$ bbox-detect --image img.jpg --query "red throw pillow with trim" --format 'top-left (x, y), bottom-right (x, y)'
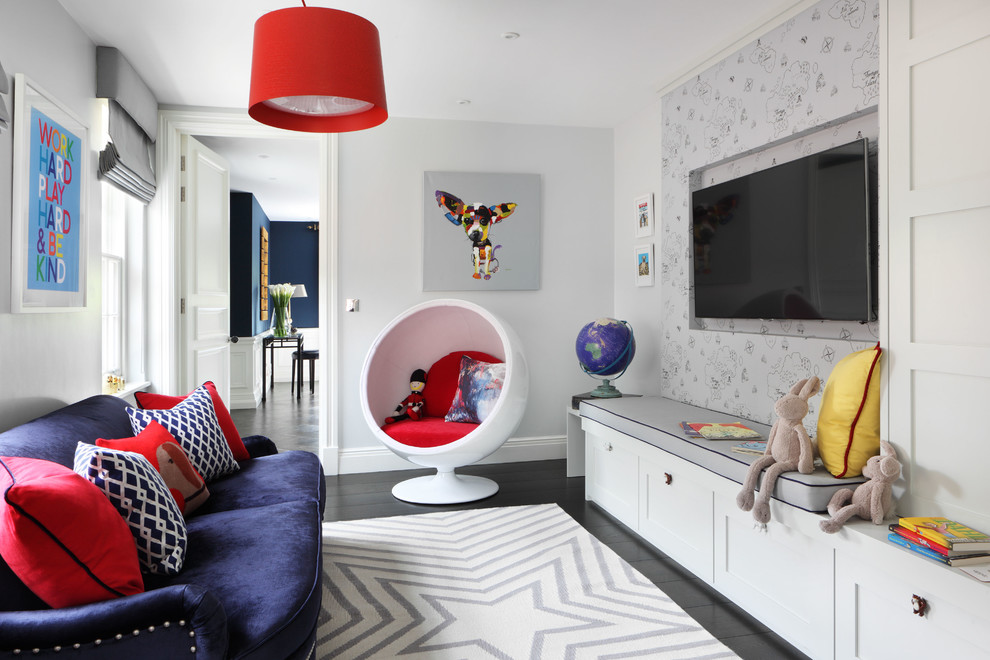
top-left (0, 456), bottom-right (144, 608)
top-left (97, 421), bottom-right (210, 516)
top-left (135, 381), bottom-right (250, 460)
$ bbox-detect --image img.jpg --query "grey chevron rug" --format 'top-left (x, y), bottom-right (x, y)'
top-left (315, 504), bottom-right (738, 659)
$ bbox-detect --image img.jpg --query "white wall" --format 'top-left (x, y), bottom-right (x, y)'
top-left (613, 99), bottom-right (664, 397)
top-left (334, 118), bottom-right (613, 463)
top-left (0, 0), bottom-right (103, 430)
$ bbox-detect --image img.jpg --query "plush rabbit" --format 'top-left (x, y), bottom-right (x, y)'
top-left (819, 439), bottom-right (900, 533)
top-left (737, 376), bottom-right (821, 524)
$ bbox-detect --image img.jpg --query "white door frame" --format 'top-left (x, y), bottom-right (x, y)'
top-left (154, 108), bottom-right (340, 474)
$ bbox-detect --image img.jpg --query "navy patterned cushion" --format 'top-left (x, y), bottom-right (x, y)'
top-left (126, 385), bottom-right (239, 482)
top-left (73, 442), bottom-right (187, 575)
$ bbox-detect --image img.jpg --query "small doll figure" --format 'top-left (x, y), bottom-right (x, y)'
top-left (384, 369), bottom-right (427, 424)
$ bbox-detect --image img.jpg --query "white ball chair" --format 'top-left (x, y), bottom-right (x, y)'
top-left (360, 299), bottom-right (529, 504)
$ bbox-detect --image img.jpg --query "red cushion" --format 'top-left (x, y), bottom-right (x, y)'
top-left (382, 417), bottom-right (479, 448)
top-left (0, 456), bottom-right (144, 608)
top-left (135, 381), bottom-right (250, 461)
top-left (422, 351), bottom-right (499, 419)
top-left (97, 421), bottom-right (210, 516)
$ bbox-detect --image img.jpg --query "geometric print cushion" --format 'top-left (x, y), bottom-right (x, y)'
top-left (73, 442), bottom-right (187, 575)
top-left (126, 384), bottom-right (239, 483)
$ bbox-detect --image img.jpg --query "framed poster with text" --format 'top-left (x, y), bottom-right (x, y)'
top-left (11, 73), bottom-right (88, 312)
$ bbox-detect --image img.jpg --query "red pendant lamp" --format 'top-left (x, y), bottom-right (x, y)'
top-left (249, 2), bottom-right (387, 133)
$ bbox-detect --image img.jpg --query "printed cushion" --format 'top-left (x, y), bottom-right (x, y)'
top-left (817, 344), bottom-right (883, 478)
top-left (0, 456), bottom-right (143, 608)
top-left (74, 443), bottom-right (188, 575)
top-left (423, 350), bottom-right (499, 418)
top-left (127, 384), bottom-right (239, 482)
top-left (97, 421), bottom-right (209, 516)
top-left (445, 355), bottom-right (506, 424)
top-left (135, 381), bottom-right (250, 461)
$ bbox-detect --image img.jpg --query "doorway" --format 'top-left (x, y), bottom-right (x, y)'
top-left (154, 108), bottom-right (340, 474)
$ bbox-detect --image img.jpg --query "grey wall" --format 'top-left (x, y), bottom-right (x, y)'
top-left (335, 117), bottom-right (614, 455)
top-left (0, 0), bottom-right (102, 431)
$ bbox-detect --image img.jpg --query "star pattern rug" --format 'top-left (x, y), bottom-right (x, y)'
top-left (316, 504), bottom-right (738, 659)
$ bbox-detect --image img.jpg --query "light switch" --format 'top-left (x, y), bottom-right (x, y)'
top-left (346, 298), bottom-right (359, 312)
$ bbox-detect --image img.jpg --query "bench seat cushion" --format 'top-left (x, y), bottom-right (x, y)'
top-left (580, 396), bottom-right (866, 513)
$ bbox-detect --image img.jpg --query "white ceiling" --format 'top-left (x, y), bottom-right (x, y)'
top-left (58, 0), bottom-right (800, 221)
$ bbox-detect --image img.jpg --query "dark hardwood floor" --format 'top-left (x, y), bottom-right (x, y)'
top-left (231, 383), bottom-right (808, 660)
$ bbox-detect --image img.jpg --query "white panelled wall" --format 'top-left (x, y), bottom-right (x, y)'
top-left (883, 0), bottom-right (990, 532)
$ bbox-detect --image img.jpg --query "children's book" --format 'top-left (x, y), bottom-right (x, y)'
top-left (887, 532), bottom-right (990, 566)
top-left (682, 422), bottom-right (761, 440)
top-left (730, 440), bottom-right (767, 456)
top-left (897, 517), bottom-right (990, 552)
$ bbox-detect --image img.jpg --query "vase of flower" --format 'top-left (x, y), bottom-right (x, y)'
top-left (269, 283), bottom-right (294, 338)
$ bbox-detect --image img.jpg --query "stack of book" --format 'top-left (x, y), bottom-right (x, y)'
top-left (887, 516), bottom-right (990, 567)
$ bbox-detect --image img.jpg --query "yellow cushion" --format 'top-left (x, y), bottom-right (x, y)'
top-left (817, 344), bottom-right (883, 478)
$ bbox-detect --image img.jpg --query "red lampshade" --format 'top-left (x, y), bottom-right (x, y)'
top-left (249, 6), bottom-right (387, 133)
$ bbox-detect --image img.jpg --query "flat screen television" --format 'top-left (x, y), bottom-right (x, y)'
top-left (691, 138), bottom-right (876, 322)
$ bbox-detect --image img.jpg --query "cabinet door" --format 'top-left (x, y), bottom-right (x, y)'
top-left (639, 453), bottom-right (714, 582)
top-left (714, 498), bottom-right (834, 660)
top-left (584, 423), bottom-right (638, 529)
top-left (835, 550), bottom-right (990, 658)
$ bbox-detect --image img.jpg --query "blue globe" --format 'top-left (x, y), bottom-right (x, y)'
top-left (576, 318), bottom-right (635, 397)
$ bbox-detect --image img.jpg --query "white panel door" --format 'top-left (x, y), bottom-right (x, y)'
top-left (180, 135), bottom-right (230, 403)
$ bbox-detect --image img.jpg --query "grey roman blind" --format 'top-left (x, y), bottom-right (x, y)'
top-left (96, 47), bottom-right (158, 203)
top-left (0, 57), bottom-right (10, 132)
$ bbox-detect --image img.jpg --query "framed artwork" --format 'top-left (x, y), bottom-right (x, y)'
top-left (10, 74), bottom-right (88, 312)
top-left (423, 171), bottom-right (541, 291)
top-left (635, 243), bottom-right (654, 287)
top-left (260, 226), bottom-right (269, 321)
top-left (635, 193), bottom-right (654, 238)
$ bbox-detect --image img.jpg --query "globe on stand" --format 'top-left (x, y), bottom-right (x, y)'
top-left (575, 318), bottom-right (636, 398)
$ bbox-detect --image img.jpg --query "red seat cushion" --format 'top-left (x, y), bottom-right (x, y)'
top-left (382, 417), bottom-right (478, 448)
top-left (422, 351), bottom-right (499, 418)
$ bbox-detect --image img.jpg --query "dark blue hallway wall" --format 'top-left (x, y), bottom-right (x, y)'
top-left (230, 193), bottom-right (271, 337)
top-left (269, 221), bottom-right (319, 329)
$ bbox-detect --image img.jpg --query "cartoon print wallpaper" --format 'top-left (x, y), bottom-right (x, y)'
top-left (659, 0), bottom-right (880, 430)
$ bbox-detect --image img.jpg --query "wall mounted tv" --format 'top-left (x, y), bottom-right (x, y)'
top-left (691, 138), bottom-right (876, 322)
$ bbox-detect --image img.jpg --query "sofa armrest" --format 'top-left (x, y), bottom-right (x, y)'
top-left (0, 584), bottom-right (228, 659)
top-left (241, 434), bottom-right (278, 458)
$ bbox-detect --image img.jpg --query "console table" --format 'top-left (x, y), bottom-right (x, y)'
top-left (261, 333), bottom-right (303, 401)
top-left (581, 396), bottom-right (990, 659)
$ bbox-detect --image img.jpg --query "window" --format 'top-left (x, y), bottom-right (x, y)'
top-left (101, 183), bottom-right (146, 393)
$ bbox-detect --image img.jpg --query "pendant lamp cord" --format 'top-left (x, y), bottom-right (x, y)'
top-left (300, 0), bottom-right (306, 5)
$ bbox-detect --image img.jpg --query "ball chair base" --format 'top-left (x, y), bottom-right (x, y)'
top-left (391, 470), bottom-right (499, 504)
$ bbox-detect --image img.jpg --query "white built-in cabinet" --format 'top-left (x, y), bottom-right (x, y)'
top-left (583, 415), bottom-right (990, 659)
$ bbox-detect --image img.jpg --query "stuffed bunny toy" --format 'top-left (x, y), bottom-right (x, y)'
top-left (737, 376), bottom-right (820, 524)
top-left (819, 439), bottom-right (900, 533)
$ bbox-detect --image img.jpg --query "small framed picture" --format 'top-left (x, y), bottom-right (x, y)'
top-left (635, 243), bottom-right (654, 287)
top-left (635, 193), bottom-right (654, 238)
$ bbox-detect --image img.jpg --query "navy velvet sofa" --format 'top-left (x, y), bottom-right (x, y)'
top-left (0, 395), bottom-right (326, 659)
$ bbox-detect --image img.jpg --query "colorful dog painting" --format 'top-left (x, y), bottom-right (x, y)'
top-left (435, 190), bottom-right (517, 280)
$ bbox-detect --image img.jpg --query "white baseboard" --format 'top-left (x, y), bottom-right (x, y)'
top-left (336, 435), bottom-right (566, 475)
